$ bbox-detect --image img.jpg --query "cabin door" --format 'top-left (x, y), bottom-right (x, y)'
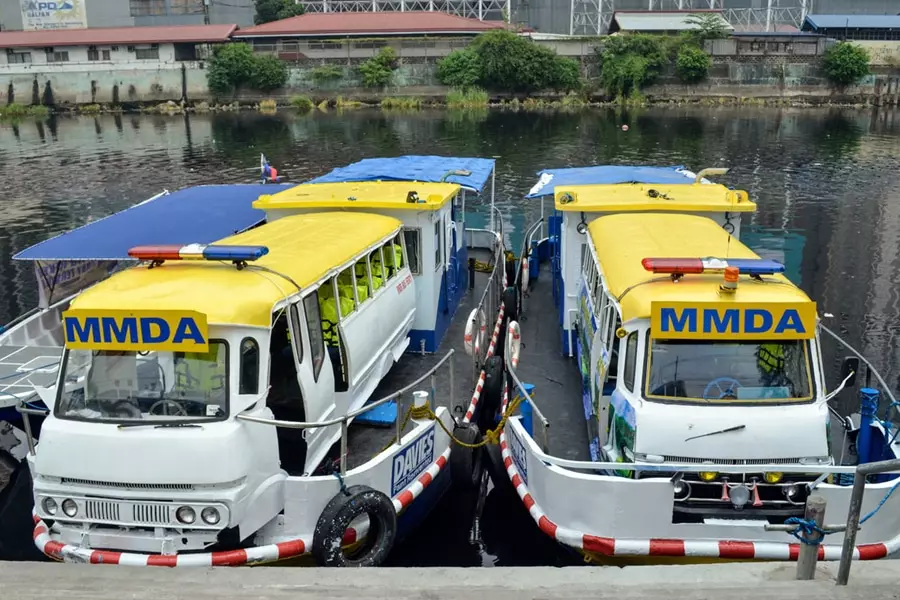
top-left (593, 291), bottom-right (618, 450)
top-left (289, 290), bottom-right (337, 474)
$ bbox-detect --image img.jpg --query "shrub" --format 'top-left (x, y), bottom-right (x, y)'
top-left (359, 47), bottom-right (398, 88)
top-left (259, 98), bottom-right (277, 110)
top-left (823, 42), bottom-right (870, 87)
top-left (596, 34), bottom-right (668, 98)
top-left (290, 95), bottom-right (314, 111)
top-left (207, 43), bottom-right (257, 95)
top-left (446, 87), bottom-right (489, 108)
top-left (79, 103), bottom-right (102, 113)
top-left (380, 97), bottom-right (422, 109)
top-left (682, 12), bottom-right (730, 45)
top-left (469, 30), bottom-right (580, 93)
top-left (250, 54), bottom-right (289, 91)
top-left (310, 64), bottom-right (344, 83)
top-left (675, 45), bottom-right (711, 83)
top-left (437, 48), bottom-right (481, 88)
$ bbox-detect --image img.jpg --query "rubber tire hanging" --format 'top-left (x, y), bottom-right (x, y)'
top-left (449, 422), bottom-right (484, 490)
top-left (312, 485), bottom-right (397, 567)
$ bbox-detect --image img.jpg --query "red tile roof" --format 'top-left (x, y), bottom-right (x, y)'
top-left (234, 11), bottom-right (506, 38)
top-left (0, 24), bottom-right (237, 49)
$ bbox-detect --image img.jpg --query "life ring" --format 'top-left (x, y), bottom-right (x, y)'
top-left (506, 320), bottom-right (521, 369)
top-left (464, 308), bottom-right (486, 357)
top-left (521, 254), bottom-right (530, 293)
top-left (312, 485), bottom-right (396, 567)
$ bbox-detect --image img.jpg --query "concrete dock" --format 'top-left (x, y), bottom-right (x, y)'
top-left (2, 561), bottom-right (900, 599)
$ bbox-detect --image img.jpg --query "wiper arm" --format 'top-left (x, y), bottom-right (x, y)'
top-left (685, 424), bottom-right (746, 442)
top-left (118, 422), bottom-right (202, 429)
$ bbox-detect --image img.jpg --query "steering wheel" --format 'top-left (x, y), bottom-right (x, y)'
top-left (703, 377), bottom-right (742, 400)
top-left (110, 400), bottom-right (142, 419)
top-left (148, 399), bottom-right (188, 416)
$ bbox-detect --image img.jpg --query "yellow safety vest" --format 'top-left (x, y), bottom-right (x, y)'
top-left (174, 347), bottom-right (225, 395)
top-left (758, 344), bottom-right (785, 374)
top-left (319, 294), bottom-right (354, 345)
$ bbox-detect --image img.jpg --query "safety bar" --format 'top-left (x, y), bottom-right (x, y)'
top-left (837, 457), bottom-right (900, 585)
top-left (15, 404), bottom-right (49, 456)
top-left (238, 349), bottom-right (455, 475)
top-left (820, 323), bottom-right (897, 406)
top-left (467, 224), bottom-right (506, 376)
top-left (0, 306), bottom-right (42, 334)
top-left (503, 349), bottom-right (550, 453)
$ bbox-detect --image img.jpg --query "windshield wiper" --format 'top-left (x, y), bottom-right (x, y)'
top-left (685, 424), bottom-right (746, 442)
top-left (117, 422), bottom-right (202, 429)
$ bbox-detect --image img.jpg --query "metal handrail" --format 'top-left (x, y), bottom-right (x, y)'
top-left (504, 349), bottom-right (550, 453)
top-left (467, 225), bottom-right (506, 375)
top-left (837, 457), bottom-right (900, 585)
top-left (238, 349), bottom-right (456, 475)
top-left (820, 322), bottom-right (897, 405)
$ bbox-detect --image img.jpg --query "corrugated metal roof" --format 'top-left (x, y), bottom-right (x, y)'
top-left (234, 11), bottom-right (506, 37)
top-left (612, 11), bottom-right (734, 32)
top-left (0, 24), bottom-right (237, 49)
top-left (802, 14), bottom-right (900, 30)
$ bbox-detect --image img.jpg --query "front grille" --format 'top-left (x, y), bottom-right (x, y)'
top-left (133, 503), bottom-right (171, 525)
top-left (662, 455), bottom-right (807, 466)
top-left (85, 499), bottom-right (120, 522)
top-left (61, 477), bottom-right (194, 492)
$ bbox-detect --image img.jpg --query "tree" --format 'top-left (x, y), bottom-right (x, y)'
top-left (359, 47), bottom-right (398, 87)
top-left (684, 12), bottom-right (730, 44)
top-left (254, 0), bottom-right (305, 25)
top-left (207, 43), bottom-right (257, 95)
top-left (251, 55), bottom-right (289, 91)
top-left (823, 42), bottom-right (870, 87)
top-left (596, 34), bottom-right (668, 97)
top-left (675, 45), bottom-right (711, 83)
top-left (437, 48), bottom-right (481, 89)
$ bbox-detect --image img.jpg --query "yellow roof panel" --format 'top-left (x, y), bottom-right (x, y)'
top-left (71, 212), bottom-right (402, 328)
top-left (555, 183), bottom-right (756, 213)
top-left (253, 181), bottom-right (460, 212)
top-left (589, 213), bottom-right (811, 322)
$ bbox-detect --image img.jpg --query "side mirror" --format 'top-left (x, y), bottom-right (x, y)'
top-left (840, 356), bottom-right (860, 388)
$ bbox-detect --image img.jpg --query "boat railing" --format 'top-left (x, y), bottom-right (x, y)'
top-left (237, 349), bottom-right (456, 476)
top-left (516, 218), bottom-right (544, 317)
top-left (505, 349), bottom-right (551, 453)
top-left (467, 218), bottom-right (506, 378)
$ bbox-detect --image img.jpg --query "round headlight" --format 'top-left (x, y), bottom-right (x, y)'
top-left (673, 481), bottom-right (691, 501)
top-left (61, 498), bottom-right (78, 517)
top-left (42, 497), bottom-right (58, 516)
top-left (764, 472), bottom-right (784, 484)
top-left (699, 471), bottom-right (718, 482)
top-left (176, 506), bottom-right (196, 524)
top-left (201, 507), bottom-right (220, 525)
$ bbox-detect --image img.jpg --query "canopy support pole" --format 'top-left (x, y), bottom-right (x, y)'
top-left (490, 169), bottom-right (496, 233)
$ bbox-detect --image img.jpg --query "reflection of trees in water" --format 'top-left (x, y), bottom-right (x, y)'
top-left (814, 111), bottom-right (863, 159)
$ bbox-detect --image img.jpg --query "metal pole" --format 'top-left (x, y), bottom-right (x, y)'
top-left (569, 0), bottom-right (575, 35)
top-left (430, 373), bottom-right (437, 407)
top-left (796, 495), bottom-right (826, 580)
top-left (490, 169), bottom-right (496, 233)
top-left (836, 473), bottom-right (867, 585)
top-left (340, 420), bottom-right (349, 475)
top-left (765, 0), bottom-right (773, 32)
top-left (21, 411), bottom-right (35, 456)
top-left (395, 394), bottom-right (403, 446)
top-left (449, 352), bottom-right (456, 415)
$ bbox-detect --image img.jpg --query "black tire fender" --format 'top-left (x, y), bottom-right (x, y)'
top-left (484, 441), bottom-right (515, 495)
top-left (502, 286), bottom-right (519, 323)
top-left (312, 485), bottom-right (397, 567)
top-left (478, 355), bottom-right (504, 434)
top-left (449, 422), bottom-right (484, 490)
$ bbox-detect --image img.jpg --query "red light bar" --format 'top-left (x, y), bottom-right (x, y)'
top-left (641, 258), bottom-right (704, 274)
top-left (128, 245), bottom-right (184, 261)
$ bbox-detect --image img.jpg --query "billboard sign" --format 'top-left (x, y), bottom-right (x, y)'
top-left (21, 0), bottom-right (87, 31)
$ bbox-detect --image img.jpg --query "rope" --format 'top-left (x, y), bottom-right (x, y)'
top-left (859, 479), bottom-right (900, 525)
top-left (333, 469), bottom-right (349, 496)
top-left (783, 517), bottom-right (828, 545)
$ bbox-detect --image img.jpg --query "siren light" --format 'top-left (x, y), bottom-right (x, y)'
top-left (641, 257), bottom-right (784, 276)
top-left (128, 244), bottom-right (269, 264)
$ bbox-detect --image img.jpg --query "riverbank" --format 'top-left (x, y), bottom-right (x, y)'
top-left (2, 560), bottom-right (899, 599)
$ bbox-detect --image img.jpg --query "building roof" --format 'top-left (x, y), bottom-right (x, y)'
top-left (233, 11), bottom-right (506, 38)
top-left (610, 10), bottom-right (734, 33)
top-left (254, 181), bottom-right (460, 213)
top-left (552, 182), bottom-right (756, 214)
top-left (71, 212), bottom-right (403, 328)
top-left (0, 24), bottom-right (237, 49)
top-left (589, 213), bottom-right (810, 323)
top-left (802, 14), bottom-right (900, 31)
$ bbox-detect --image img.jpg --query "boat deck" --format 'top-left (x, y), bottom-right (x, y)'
top-left (0, 345), bottom-right (62, 406)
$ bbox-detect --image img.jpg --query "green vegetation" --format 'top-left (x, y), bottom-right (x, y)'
top-left (359, 47), bottom-right (398, 88)
top-left (334, 96), bottom-right (364, 108)
top-left (446, 87), bottom-right (489, 108)
top-left (259, 98), bottom-right (278, 111)
top-left (254, 0), bottom-right (304, 25)
top-left (675, 45), bottom-right (711, 83)
top-left (310, 64), bottom-right (344, 84)
top-left (0, 103), bottom-right (49, 118)
top-left (438, 30), bottom-right (580, 93)
top-left (78, 103), bottom-right (102, 113)
top-left (823, 42), bottom-right (870, 87)
top-left (289, 95), bottom-right (314, 111)
top-left (380, 97), bottom-right (422, 109)
top-left (682, 12), bottom-right (730, 45)
top-left (208, 43), bottom-right (288, 96)
top-left (596, 34), bottom-right (669, 98)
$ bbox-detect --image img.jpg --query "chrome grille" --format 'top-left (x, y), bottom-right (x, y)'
top-left (662, 455), bottom-right (806, 466)
top-left (132, 503), bottom-right (171, 525)
top-left (61, 477), bottom-right (193, 491)
top-left (85, 499), bottom-right (120, 522)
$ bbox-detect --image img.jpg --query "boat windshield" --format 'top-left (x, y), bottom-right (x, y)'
top-left (645, 339), bottom-right (812, 403)
top-left (56, 342), bottom-right (229, 423)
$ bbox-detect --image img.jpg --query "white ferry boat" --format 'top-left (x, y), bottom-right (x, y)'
top-left (490, 165), bottom-right (900, 564)
top-left (3, 156), bottom-right (510, 567)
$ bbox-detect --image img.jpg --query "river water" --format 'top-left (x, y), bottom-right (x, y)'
top-left (1, 107), bottom-right (899, 565)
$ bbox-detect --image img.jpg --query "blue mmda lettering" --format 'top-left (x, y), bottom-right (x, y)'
top-left (660, 307), bottom-right (697, 333)
top-left (744, 309), bottom-right (773, 334)
top-left (774, 309), bottom-right (805, 334)
top-left (702, 309), bottom-right (739, 334)
top-left (65, 316), bottom-right (100, 343)
top-left (140, 317), bottom-right (169, 343)
top-left (101, 317), bottom-right (137, 343)
top-left (173, 318), bottom-right (205, 344)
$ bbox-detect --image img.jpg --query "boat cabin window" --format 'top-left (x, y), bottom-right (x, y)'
top-left (336, 266), bottom-right (358, 317)
top-left (56, 342), bottom-right (229, 423)
top-left (434, 219), bottom-right (443, 270)
top-left (383, 234), bottom-right (405, 278)
top-left (369, 248), bottom-right (385, 291)
top-left (404, 228), bottom-right (421, 275)
top-left (645, 339), bottom-right (813, 403)
top-left (239, 337), bottom-right (260, 395)
top-left (353, 257), bottom-right (373, 305)
top-left (623, 332), bottom-right (638, 392)
top-left (304, 291), bottom-right (325, 382)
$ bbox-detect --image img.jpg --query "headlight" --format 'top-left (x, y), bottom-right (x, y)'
top-left (699, 471), bottom-right (718, 482)
top-left (61, 499), bottom-right (78, 517)
top-left (764, 472), bottom-right (783, 484)
top-left (176, 506), bottom-right (196, 524)
top-left (201, 507), bottom-right (220, 525)
top-left (41, 497), bottom-right (58, 516)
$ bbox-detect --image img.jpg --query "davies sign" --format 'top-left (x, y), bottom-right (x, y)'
top-left (21, 0), bottom-right (87, 31)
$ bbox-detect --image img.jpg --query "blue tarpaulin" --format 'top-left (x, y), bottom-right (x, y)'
top-left (14, 184), bottom-right (289, 261)
top-left (525, 165), bottom-right (697, 198)
top-left (308, 155), bottom-right (495, 193)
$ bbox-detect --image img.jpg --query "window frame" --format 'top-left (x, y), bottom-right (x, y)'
top-left (238, 336), bottom-right (260, 395)
top-left (303, 290), bottom-right (325, 382)
top-left (288, 304), bottom-right (304, 365)
top-left (622, 332), bottom-right (638, 393)
top-left (402, 228), bottom-right (421, 275)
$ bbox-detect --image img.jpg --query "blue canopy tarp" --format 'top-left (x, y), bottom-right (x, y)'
top-left (14, 184), bottom-right (289, 261)
top-left (525, 165), bottom-right (697, 199)
top-left (308, 156), bottom-right (495, 193)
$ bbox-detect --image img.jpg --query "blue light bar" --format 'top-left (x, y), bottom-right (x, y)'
top-left (707, 258), bottom-right (785, 276)
top-left (201, 245), bottom-right (269, 261)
